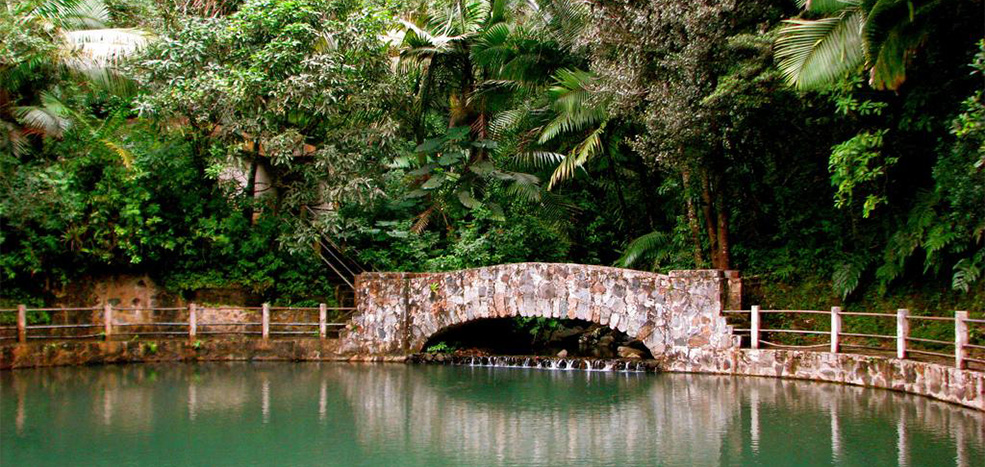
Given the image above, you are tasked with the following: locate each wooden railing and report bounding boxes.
[724,306,985,370]
[0,303,356,343]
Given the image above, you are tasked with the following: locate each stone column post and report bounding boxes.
[896,308,909,359]
[188,303,197,341]
[724,270,742,310]
[319,303,327,340]
[16,304,26,344]
[751,305,760,349]
[830,306,841,353]
[955,311,968,369]
[262,303,270,341]
[104,303,113,341]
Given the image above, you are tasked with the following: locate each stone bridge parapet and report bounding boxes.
[339,263,739,356]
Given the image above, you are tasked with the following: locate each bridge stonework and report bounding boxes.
[339,263,739,356]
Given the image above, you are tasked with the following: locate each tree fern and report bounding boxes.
[832,256,869,299]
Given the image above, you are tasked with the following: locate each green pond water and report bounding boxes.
[1,362,982,466]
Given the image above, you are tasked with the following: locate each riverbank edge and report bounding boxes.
[1,339,982,411]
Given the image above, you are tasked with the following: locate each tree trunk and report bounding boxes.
[715,189,730,270]
[680,166,705,266]
[633,156,657,229]
[603,136,629,221]
[700,168,719,268]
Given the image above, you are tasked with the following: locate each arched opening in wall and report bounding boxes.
[421,318,653,359]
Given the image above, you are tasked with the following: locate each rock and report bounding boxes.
[549,326,584,342]
[556,349,568,358]
[618,346,644,359]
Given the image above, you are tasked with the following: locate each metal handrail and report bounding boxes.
[5,302,353,344]
[730,306,982,370]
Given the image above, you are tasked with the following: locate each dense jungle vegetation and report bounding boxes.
[1,0,983,316]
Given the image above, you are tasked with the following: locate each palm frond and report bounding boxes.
[803,0,860,14]
[548,124,604,189]
[61,28,149,64]
[471,21,513,67]
[13,93,72,137]
[512,151,565,170]
[863,0,942,90]
[775,10,865,90]
[50,0,109,29]
[617,231,671,268]
[0,121,30,156]
[488,108,527,136]
[505,179,542,202]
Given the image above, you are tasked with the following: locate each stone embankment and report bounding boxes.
[1,263,982,411]
[1,339,982,410]
[0,338,402,368]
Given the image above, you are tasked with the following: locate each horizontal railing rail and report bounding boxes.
[0,303,357,343]
[724,305,984,370]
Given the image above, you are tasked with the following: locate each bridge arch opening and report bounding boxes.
[421,318,653,359]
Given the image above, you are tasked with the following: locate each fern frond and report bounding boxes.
[832,257,868,299]
[99,139,134,168]
[411,205,435,234]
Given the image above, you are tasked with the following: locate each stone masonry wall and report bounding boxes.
[339,263,737,356]
[663,348,985,411]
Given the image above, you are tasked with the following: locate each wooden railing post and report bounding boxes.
[262,303,270,341]
[751,305,760,349]
[319,303,327,340]
[104,303,113,341]
[189,303,197,341]
[955,311,968,370]
[896,308,908,359]
[830,306,841,353]
[17,304,26,343]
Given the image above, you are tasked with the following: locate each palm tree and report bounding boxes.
[536,68,610,189]
[396,0,585,232]
[1,0,148,151]
[397,0,499,141]
[775,0,945,91]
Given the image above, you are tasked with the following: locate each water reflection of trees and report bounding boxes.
[1,364,982,466]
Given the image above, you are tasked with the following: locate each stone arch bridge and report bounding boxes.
[339,263,742,357]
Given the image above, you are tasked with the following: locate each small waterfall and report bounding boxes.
[411,354,658,373]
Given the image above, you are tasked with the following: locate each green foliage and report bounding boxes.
[425,341,455,353]
[514,316,562,343]
[1,0,981,319]
[776,0,950,91]
[828,129,896,218]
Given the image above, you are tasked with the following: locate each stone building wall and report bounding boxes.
[339,263,738,356]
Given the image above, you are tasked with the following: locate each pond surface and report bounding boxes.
[1,362,982,466]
